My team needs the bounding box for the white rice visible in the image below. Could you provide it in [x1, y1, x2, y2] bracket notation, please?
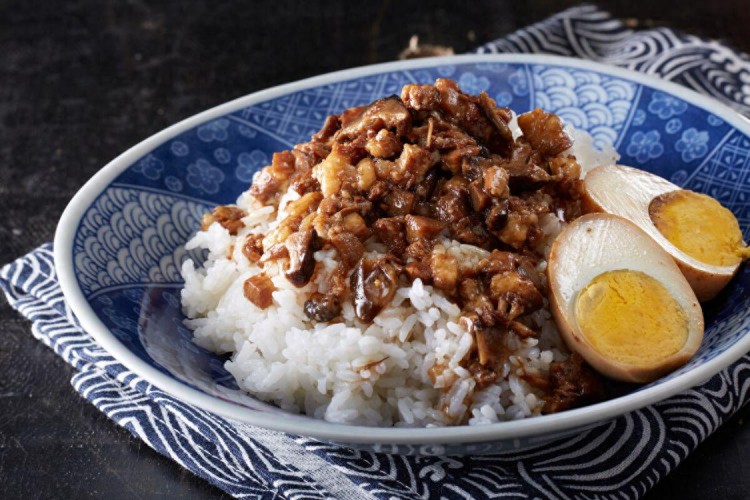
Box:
[565, 124, 620, 176]
[180, 125, 615, 427]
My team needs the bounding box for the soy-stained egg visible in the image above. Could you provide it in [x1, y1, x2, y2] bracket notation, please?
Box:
[582, 165, 749, 301]
[547, 213, 704, 383]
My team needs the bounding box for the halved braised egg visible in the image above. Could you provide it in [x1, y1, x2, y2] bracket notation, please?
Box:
[583, 165, 750, 301]
[547, 213, 704, 383]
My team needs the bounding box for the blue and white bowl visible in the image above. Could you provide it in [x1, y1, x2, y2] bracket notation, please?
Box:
[55, 54, 750, 455]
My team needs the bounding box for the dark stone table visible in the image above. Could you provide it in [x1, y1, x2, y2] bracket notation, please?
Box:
[2, 1, 749, 498]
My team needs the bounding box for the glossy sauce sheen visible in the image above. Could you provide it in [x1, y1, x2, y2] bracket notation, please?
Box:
[207, 78, 603, 410]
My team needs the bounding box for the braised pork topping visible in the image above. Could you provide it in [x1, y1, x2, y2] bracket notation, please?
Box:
[542, 354, 606, 414]
[243, 273, 275, 309]
[218, 78, 600, 408]
[202, 205, 247, 235]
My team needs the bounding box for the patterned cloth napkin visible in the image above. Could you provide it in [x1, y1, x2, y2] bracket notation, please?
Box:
[3, 5, 750, 499]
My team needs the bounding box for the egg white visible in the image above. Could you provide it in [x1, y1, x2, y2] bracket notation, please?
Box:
[582, 165, 741, 300]
[547, 213, 704, 382]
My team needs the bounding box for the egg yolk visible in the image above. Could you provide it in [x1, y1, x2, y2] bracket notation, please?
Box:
[575, 270, 689, 367]
[649, 190, 750, 266]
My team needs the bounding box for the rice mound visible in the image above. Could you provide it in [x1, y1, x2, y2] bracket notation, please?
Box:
[180, 125, 618, 427]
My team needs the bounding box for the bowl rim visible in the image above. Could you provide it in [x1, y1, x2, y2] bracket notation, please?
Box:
[55, 53, 750, 445]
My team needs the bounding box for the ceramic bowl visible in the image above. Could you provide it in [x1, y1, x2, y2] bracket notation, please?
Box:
[55, 54, 750, 455]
